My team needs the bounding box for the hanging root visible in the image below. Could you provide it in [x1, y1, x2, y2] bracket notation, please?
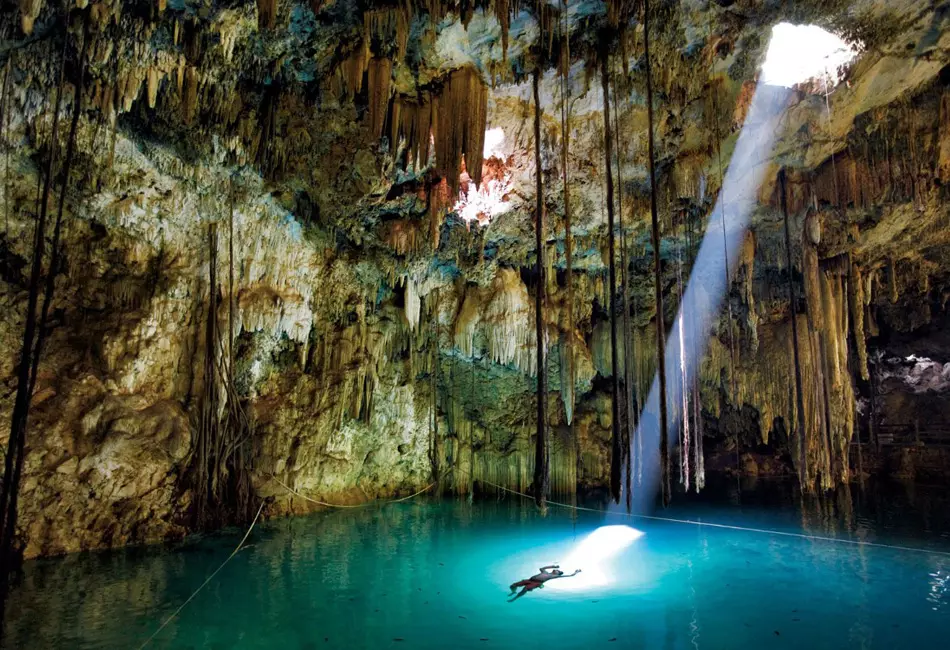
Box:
[1, 21, 73, 600]
[643, 0, 671, 507]
[191, 218, 253, 528]
[531, 68, 549, 512]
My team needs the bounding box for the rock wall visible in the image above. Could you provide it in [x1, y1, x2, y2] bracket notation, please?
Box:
[0, 0, 948, 558]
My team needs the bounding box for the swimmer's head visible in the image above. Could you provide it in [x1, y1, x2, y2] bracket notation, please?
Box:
[552, 569, 564, 576]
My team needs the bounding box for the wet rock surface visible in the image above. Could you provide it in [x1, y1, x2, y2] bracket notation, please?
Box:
[0, 0, 947, 557]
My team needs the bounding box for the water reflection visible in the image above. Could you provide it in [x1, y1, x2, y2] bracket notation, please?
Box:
[1, 481, 949, 649]
[928, 568, 948, 612]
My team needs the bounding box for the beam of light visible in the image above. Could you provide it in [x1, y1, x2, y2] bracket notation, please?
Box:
[619, 59, 796, 515]
[545, 525, 644, 591]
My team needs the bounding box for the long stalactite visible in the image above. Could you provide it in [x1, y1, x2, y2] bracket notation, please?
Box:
[780, 169, 809, 492]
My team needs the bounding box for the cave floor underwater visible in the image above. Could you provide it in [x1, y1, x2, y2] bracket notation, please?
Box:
[2, 479, 949, 649]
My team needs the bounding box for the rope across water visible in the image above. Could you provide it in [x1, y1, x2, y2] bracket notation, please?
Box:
[139, 468, 948, 647]
[269, 474, 436, 508]
[275, 467, 950, 559]
[138, 501, 266, 649]
[138, 478, 437, 647]
[464, 472, 950, 559]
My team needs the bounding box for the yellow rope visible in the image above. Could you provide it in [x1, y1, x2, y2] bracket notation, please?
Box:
[137, 500, 266, 649]
[276, 467, 950, 558]
[138, 476, 435, 647]
[270, 474, 436, 509]
[137, 467, 947, 650]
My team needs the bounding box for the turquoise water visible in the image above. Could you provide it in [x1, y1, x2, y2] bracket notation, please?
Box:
[3, 479, 950, 649]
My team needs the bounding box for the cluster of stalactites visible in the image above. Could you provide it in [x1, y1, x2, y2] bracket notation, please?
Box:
[307, 303, 414, 427]
[336, 7, 491, 197]
[18, 0, 129, 35]
[453, 268, 539, 375]
[19, 0, 45, 34]
[439, 407, 580, 498]
[605, 0, 641, 32]
[779, 87, 950, 214]
[338, 1, 631, 198]
[359, 63, 487, 198]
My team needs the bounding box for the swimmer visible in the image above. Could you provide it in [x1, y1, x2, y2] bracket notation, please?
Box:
[508, 564, 581, 602]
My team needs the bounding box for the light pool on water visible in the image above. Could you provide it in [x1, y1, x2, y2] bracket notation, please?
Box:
[3, 480, 950, 649]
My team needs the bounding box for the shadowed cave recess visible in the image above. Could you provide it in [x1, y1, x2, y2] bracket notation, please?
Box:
[0, 0, 949, 647]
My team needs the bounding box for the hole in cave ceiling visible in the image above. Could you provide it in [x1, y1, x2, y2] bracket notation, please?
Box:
[761, 23, 862, 90]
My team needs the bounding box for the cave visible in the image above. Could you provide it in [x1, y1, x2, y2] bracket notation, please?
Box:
[0, 0, 949, 647]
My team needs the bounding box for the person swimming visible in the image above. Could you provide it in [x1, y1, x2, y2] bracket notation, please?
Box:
[508, 564, 581, 602]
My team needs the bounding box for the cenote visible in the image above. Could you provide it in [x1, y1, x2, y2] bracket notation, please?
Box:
[4, 480, 950, 649]
[2, 1, 950, 648]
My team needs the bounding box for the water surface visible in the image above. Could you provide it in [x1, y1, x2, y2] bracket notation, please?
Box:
[4, 478, 949, 649]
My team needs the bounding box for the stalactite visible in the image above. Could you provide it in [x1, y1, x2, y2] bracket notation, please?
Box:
[146, 67, 161, 109]
[847, 258, 869, 381]
[600, 47, 622, 506]
[532, 68, 548, 512]
[182, 65, 199, 125]
[780, 170, 809, 492]
[802, 209, 823, 331]
[19, 0, 43, 35]
[341, 39, 371, 100]
[643, 0, 671, 506]
[257, 0, 278, 30]
[887, 258, 899, 304]
[387, 68, 487, 197]
[429, 178, 449, 248]
[390, 94, 432, 172]
[433, 67, 488, 195]
[453, 269, 538, 374]
[368, 58, 393, 140]
[939, 88, 950, 184]
[498, 0, 510, 63]
[816, 330, 834, 490]
[364, 8, 410, 61]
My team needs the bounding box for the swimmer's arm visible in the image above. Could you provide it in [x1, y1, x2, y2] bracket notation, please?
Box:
[550, 569, 582, 579]
[539, 564, 559, 573]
